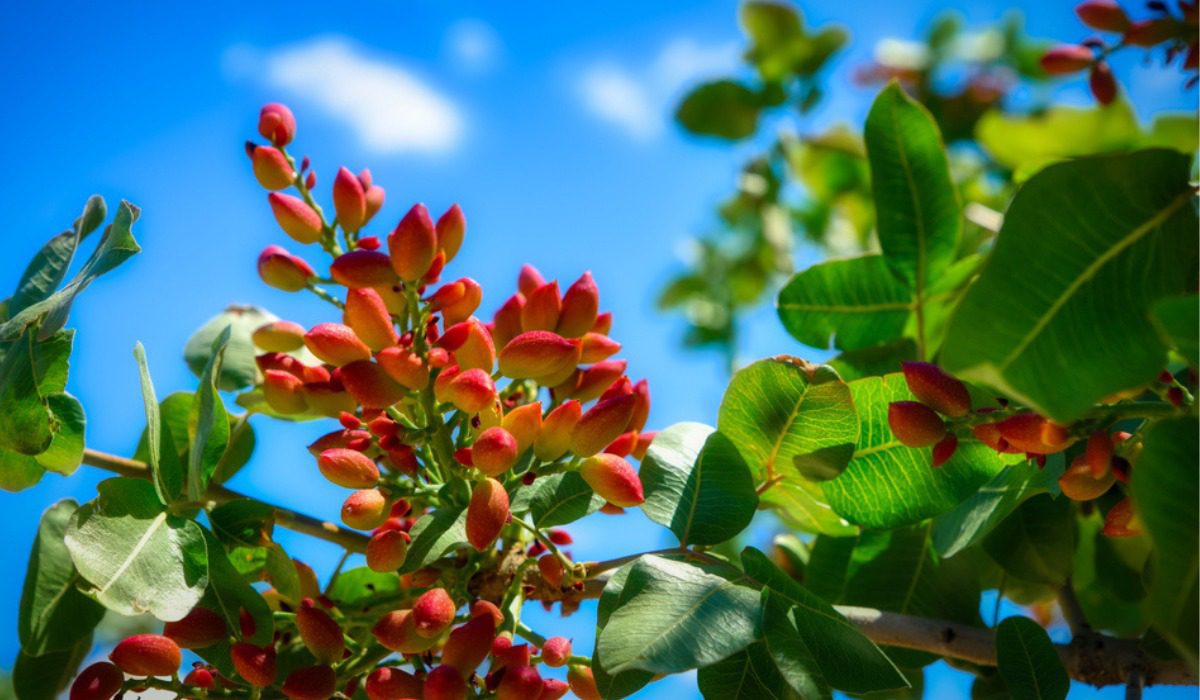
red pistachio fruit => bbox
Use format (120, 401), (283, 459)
(412, 588), (457, 638)
(424, 665), (468, 700)
(366, 667), (424, 700)
(542, 636), (572, 667)
(110, 634), (182, 677)
(366, 528), (410, 572)
(70, 662), (124, 700)
(887, 401), (947, 448)
(282, 665), (337, 700)
(297, 601), (345, 663)
(901, 362), (971, 417)
(231, 643), (277, 688)
(579, 453), (644, 507)
(317, 448), (380, 489)
(163, 607), (227, 649)
(467, 477), (510, 550)
(258, 103), (296, 146)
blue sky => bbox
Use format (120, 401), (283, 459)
(0, 1), (1193, 697)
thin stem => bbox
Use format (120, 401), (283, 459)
(1058, 578), (1091, 637)
(512, 517), (573, 573)
(81, 449), (369, 553)
(306, 282), (345, 309)
(515, 621), (547, 647)
(324, 550), (353, 596)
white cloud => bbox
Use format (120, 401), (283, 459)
(226, 37), (464, 155)
(577, 38), (739, 140)
(446, 19), (502, 74)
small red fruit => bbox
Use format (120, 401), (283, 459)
(342, 488), (389, 530)
(231, 642), (277, 687)
(1060, 455), (1116, 501)
(535, 400), (581, 461)
(1076, 0), (1129, 31)
(424, 665), (468, 700)
(887, 401), (947, 448)
(282, 665), (337, 700)
(579, 454), (644, 507)
(317, 448), (380, 489)
(473, 427), (520, 476)
(499, 331), (581, 383)
(436, 204), (467, 264)
(110, 634), (181, 677)
(258, 103), (296, 146)
(162, 607), (227, 649)
(340, 360), (407, 408)
(296, 601), (345, 663)
(558, 272), (600, 338)
(412, 588), (457, 638)
(367, 528), (410, 572)
(572, 394), (637, 457)
(1102, 497), (1141, 537)
(1089, 61), (1117, 105)
(258, 245), (315, 292)
(268, 192), (323, 244)
(304, 323), (372, 367)
(366, 667), (423, 700)
(467, 477), (510, 550)
(389, 203), (438, 281)
(70, 662), (123, 700)
(1040, 45), (1094, 74)
(931, 434), (958, 468)
(344, 288), (398, 351)
(333, 166), (367, 233)
(372, 610), (438, 653)
(441, 613), (496, 675)
(538, 554), (565, 587)
(498, 665), (543, 700)
(251, 145), (295, 190)
(542, 636), (572, 667)
(901, 362), (971, 417)
(568, 664), (602, 700)
(996, 413), (1073, 454)
(330, 249), (396, 288)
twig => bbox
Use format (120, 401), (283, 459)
(81, 448), (369, 553)
(1058, 578), (1092, 637)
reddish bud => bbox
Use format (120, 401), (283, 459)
(231, 643), (277, 687)
(538, 555), (564, 587)
(1084, 430), (1115, 479)
(305, 170), (317, 189)
(901, 362), (971, 417)
(318, 448), (380, 488)
(297, 604), (344, 663)
(548, 529), (573, 545)
(1060, 455), (1116, 501)
(1103, 497), (1141, 537)
(413, 588), (457, 638)
(282, 665), (336, 700)
(376, 347), (429, 391)
(442, 614), (496, 675)
(502, 401), (543, 453)
(522, 281), (562, 332)
(580, 453), (644, 507)
(572, 394), (637, 457)
(251, 145), (294, 190)
(258, 245), (315, 292)
(372, 610), (438, 653)
(571, 360), (627, 402)
(366, 668), (423, 700)
(263, 369), (308, 415)
(1076, 0), (1130, 31)
(444, 368), (498, 413)
(492, 293), (526, 350)
(568, 664), (602, 700)
(498, 665), (543, 700)
(304, 323), (371, 366)
(389, 203), (438, 281)
(628, 379), (651, 433)
(425, 665), (468, 700)
(580, 332), (621, 363)
(442, 278), (483, 326)
(428, 280), (467, 312)
(163, 607), (227, 649)
(309, 431), (370, 459)
(341, 360), (407, 408)
(110, 634), (182, 677)
(558, 272), (599, 338)
(305, 381), (356, 417)
(518, 264), (546, 297)
(1089, 61), (1118, 104)
(540, 679), (571, 700)
(342, 489), (388, 530)
(592, 311), (613, 335)
(183, 666), (214, 688)
(71, 662), (124, 700)
(542, 636), (571, 667)
(342, 289), (396, 351)
(632, 431), (656, 460)
(887, 401), (947, 448)
(499, 331), (581, 382)
(472, 600), (504, 626)
(252, 320), (306, 352)
(258, 103), (295, 146)
(367, 528), (410, 572)
(268, 193), (323, 244)
(436, 204), (466, 263)
(334, 166), (367, 233)
(604, 431), (637, 458)
(467, 477), (510, 549)
(452, 319), (496, 371)
(932, 434), (958, 468)
(473, 427), (520, 476)
(331, 250), (396, 288)
(1040, 44), (1094, 74)
(1124, 18), (1176, 47)
(996, 413), (1073, 454)
(535, 400), (581, 461)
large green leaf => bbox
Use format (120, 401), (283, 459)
(134, 343), (182, 505)
(11, 633), (91, 700)
(0, 200), (141, 341)
(718, 357), (858, 535)
(327, 566), (401, 608)
(511, 471), (603, 528)
(777, 256), (911, 351)
(740, 0), (804, 81)
(1132, 417), (1199, 662)
(399, 506), (468, 574)
(823, 374), (1006, 528)
(941, 150), (1199, 422)
(34, 393), (85, 475)
(187, 326), (232, 500)
(759, 589), (831, 699)
(597, 555), (759, 675)
(593, 559), (655, 699)
(697, 640), (800, 700)
(741, 547), (907, 693)
(933, 461), (1054, 557)
(982, 494), (1075, 586)
(133, 391), (255, 488)
(203, 528), (273, 646)
(184, 305), (277, 391)
(64, 477), (208, 620)
(676, 80), (762, 140)
(0, 330), (54, 456)
(1150, 295), (1199, 367)
(995, 616), (1069, 700)
(8, 196), (105, 317)
(18, 500), (105, 655)
(639, 422), (757, 546)
(0, 449), (46, 492)
(209, 499), (275, 548)
(865, 82), (960, 297)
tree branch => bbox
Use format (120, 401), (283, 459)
(81, 448), (369, 553)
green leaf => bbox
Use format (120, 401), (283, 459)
(941, 149), (1199, 422)
(203, 528), (274, 646)
(865, 82), (960, 295)
(777, 256), (911, 351)
(791, 443), (854, 482)
(1151, 295), (1199, 367)
(184, 305), (278, 391)
(8, 196), (105, 317)
(399, 506), (468, 574)
(995, 616), (1069, 700)
(0, 200), (141, 342)
(676, 80), (762, 140)
(1132, 417), (1199, 662)
(823, 374), (1006, 528)
(0, 330), (54, 456)
(12, 633), (92, 700)
(18, 500), (105, 655)
(187, 326), (231, 501)
(740, 0), (804, 80)
(209, 499), (275, 548)
(34, 393), (85, 475)
(266, 542), (302, 606)
(593, 560), (655, 699)
(133, 343), (182, 504)
(0, 448), (46, 492)
(718, 357), (858, 535)
(597, 555), (759, 675)
(639, 422), (757, 546)
(697, 640), (800, 700)
(32, 330), (73, 396)
(327, 567), (401, 607)
(760, 589), (832, 699)
(982, 494), (1075, 586)
(510, 471), (603, 528)
(933, 461), (1053, 557)
(64, 477), (208, 620)
(134, 391), (255, 487)
(741, 547), (907, 693)
(828, 339), (918, 381)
